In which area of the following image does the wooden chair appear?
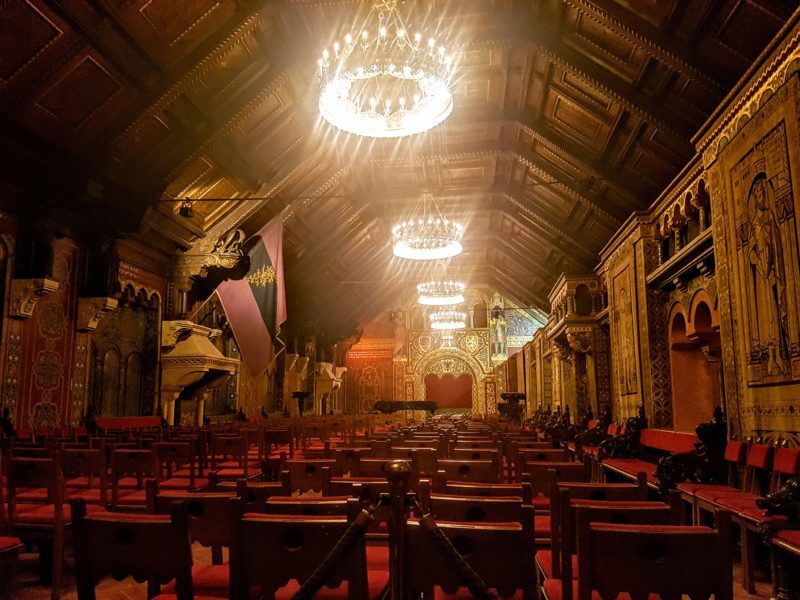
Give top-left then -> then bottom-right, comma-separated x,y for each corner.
522,461 -> 590,509
228,497 -> 374,599
209,436 -> 255,481
438,480 -> 533,504
6,455 -> 71,599
284,459 -> 335,494
264,496 -> 351,516
574,508 -> 733,600
407,513 -> 537,599
389,447 -> 438,477
71,498 -> 195,600
541,491 -> 681,596
154,441 -> 206,491
110,448 -> 158,510
334,447 -> 372,477
434,459 -> 500,488
450,447 -> 502,477
0,536 -> 23,600
149,485 -> 234,597
62,448 -> 108,507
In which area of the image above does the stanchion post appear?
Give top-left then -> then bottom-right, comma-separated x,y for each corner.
385,460 -> 411,600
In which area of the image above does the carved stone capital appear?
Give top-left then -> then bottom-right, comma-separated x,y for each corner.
567,329 -> 593,354
162,320 -> 222,348
76,297 -> 118,331
9,278 -> 59,319
552,341 -> 573,363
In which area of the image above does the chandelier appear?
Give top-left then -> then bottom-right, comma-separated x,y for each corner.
392,194 -> 463,260
417,280 -> 465,306
429,308 -> 467,330
317,0 -> 455,138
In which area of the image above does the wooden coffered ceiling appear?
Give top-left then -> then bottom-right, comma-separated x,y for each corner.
1,0 -> 795,329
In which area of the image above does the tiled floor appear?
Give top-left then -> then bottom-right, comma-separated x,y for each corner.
10,544 -> 773,599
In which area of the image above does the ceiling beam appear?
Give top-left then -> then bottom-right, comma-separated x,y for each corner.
560,0 -> 729,93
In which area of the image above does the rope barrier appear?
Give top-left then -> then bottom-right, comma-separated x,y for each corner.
290,508 -> 374,600
413,496 -> 498,600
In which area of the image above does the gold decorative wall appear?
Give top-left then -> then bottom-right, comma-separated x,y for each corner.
699,35 -> 800,440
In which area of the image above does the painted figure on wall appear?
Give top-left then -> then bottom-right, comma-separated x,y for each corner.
747,173 -> 790,375
358,366 -> 381,411
731,121 -> 800,385
615,286 -> 637,395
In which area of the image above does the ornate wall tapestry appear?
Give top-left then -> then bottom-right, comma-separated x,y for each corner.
708,70 -> 800,437
505,309 -> 538,348
13,240 -> 80,429
358,366 -> 382,411
730,121 -> 800,385
607,254 -> 643,419
345,339 -> 393,411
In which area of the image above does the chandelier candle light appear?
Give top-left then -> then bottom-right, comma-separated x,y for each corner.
417,280 -> 465,305
430,308 -> 467,330
317,0 -> 455,138
392,194 -> 464,260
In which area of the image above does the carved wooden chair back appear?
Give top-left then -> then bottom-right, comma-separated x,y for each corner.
407,511 -> 536,599
575,508 -> 733,600
61,448 -> 108,506
284,459 -> 335,494
552,488 -> 680,586
154,442 -> 198,487
435,459 -> 500,488
438,480 -> 533,504
334,447 -> 371,477
150,486 -> 231,546
264,496 -> 351,516
110,449 -> 158,507
522,461 -> 589,498
228,498 -> 368,600
450,448 -> 501,476
390,447 -> 438,477
71,498 -> 194,600
7,455 -> 67,600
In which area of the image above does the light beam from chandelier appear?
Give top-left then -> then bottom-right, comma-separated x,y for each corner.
317,0 -> 456,138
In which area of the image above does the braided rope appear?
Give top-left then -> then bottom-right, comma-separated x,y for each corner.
419,514 -> 498,600
290,509 -> 374,600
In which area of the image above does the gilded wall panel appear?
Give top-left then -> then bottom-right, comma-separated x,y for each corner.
713,74 -> 800,436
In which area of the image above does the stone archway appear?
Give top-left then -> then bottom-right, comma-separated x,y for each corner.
413,349 -> 488,414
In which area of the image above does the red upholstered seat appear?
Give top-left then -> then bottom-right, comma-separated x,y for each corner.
694,489 -> 761,503
724,441 -> 747,464
531,496 -> 550,510
773,448 -> 800,475
158,477 -> 209,490
602,459 -> 657,482
736,507 -> 787,523
15,502 -> 103,524
535,515 -> 551,538
776,529 -> 800,547
542,577 -> 660,600
117,489 -> 147,504
0,537 -> 22,551
15,487 -> 50,502
536,549 -> 578,580
676,482 -> 735,495
66,488 -> 105,504
162,564 -> 229,598
153,594 -> 227,600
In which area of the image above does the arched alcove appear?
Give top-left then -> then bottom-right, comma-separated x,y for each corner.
668,302 -> 720,432
574,284 -> 593,316
473,302 -> 488,327
425,373 -> 472,409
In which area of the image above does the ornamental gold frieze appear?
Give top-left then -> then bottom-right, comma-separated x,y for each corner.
698,30 -> 800,166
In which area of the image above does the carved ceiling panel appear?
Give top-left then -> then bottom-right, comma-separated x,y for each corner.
0,0 -> 795,327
